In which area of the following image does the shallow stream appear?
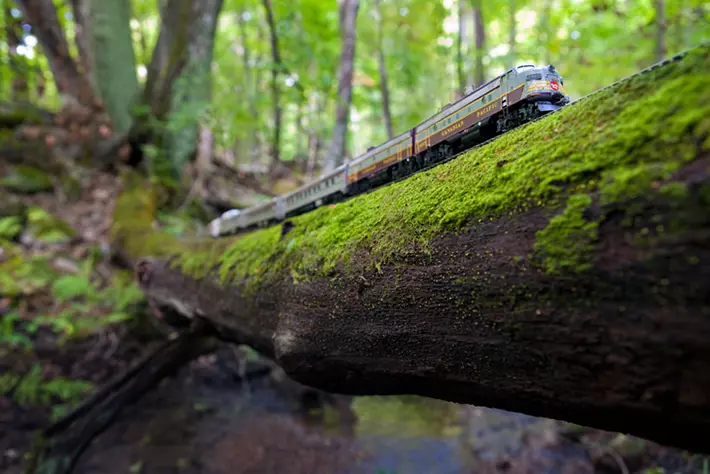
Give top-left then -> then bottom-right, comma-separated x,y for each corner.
70,347 -> 600,474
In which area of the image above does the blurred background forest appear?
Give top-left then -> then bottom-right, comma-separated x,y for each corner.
1,0 -> 710,473
2,0 -> 709,190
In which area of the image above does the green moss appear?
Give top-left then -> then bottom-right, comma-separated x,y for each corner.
166,45 -> 710,290
533,194 -> 599,275
658,181 -> 689,202
111,170 -> 232,264
599,162 -> 679,206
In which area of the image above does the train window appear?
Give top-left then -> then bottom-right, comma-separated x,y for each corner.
526,73 -> 542,81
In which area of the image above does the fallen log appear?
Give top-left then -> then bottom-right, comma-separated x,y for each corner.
121,46 -> 710,453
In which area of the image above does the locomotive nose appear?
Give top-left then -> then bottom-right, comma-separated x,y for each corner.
208,219 -> 221,238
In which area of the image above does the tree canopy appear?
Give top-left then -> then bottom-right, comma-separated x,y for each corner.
2,0 -> 708,180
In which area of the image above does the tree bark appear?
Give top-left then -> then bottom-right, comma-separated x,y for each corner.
324,0 -> 360,173
15,0 -> 95,106
140,0 -> 224,181
262,0 -> 282,164
85,0 -> 139,135
236,9 -> 261,164
142,0 -> 192,119
374,0 -> 393,139
471,0 -> 486,87
656,0 -> 667,61
69,0 -> 92,79
168,0 -> 224,176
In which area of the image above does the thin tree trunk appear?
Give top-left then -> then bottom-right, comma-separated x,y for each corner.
85,0 -> 139,134
69,0 -> 91,79
237,9 -> 261,163
139,0 -> 224,184
508,0 -> 516,67
324,0 -> 360,173
167,0 -> 224,176
456,0 -> 466,97
656,0 -> 666,61
15,0 -> 95,106
142,0 -> 193,119
374,0 -> 393,139
262,0 -> 282,164
471,0 -> 486,87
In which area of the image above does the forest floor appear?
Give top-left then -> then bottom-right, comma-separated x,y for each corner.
1,108 -> 709,474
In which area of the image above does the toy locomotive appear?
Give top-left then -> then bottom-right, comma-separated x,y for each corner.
209,63 -> 569,237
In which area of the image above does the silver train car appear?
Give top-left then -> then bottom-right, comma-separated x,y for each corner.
209,64 -> 569,237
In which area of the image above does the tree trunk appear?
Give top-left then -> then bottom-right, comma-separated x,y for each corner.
656,0 -> 666,61
471,0 -> 486,87
236,9 -> 261,164
374,0 -> 393,139
85,0 -> 139,135
508,0 -> 516,67
15,0 -> 95,106
324,0 -> 360,173
262,0 -> 282,165
140,0 -> 224,182
69,0 -> 92,79
167,0 -> 224,177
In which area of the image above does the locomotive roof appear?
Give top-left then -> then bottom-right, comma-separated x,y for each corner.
278,163 -> 349,202
348,129 -> 411,167
415,75 -> 501,131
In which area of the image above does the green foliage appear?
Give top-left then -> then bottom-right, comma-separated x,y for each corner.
25,206 -> 76,243
0,364 -> 93,409
0,216 -> 23,240
0,254 -> 59,297
0,311 -> 32,350
1,166 -> 54,194
534,194 -> 598,275
172,44 -> 710,290
29,270 -> 140,342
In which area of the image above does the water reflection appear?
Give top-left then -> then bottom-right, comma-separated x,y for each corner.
72,349 -> 691,474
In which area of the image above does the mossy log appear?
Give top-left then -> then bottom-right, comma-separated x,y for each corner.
124,46 -> 710,453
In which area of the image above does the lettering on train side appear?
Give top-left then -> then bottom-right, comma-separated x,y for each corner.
476,102 -> 498,118
441,121 -> 463,138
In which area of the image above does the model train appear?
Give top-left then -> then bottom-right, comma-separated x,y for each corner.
209,63 -> 570,238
